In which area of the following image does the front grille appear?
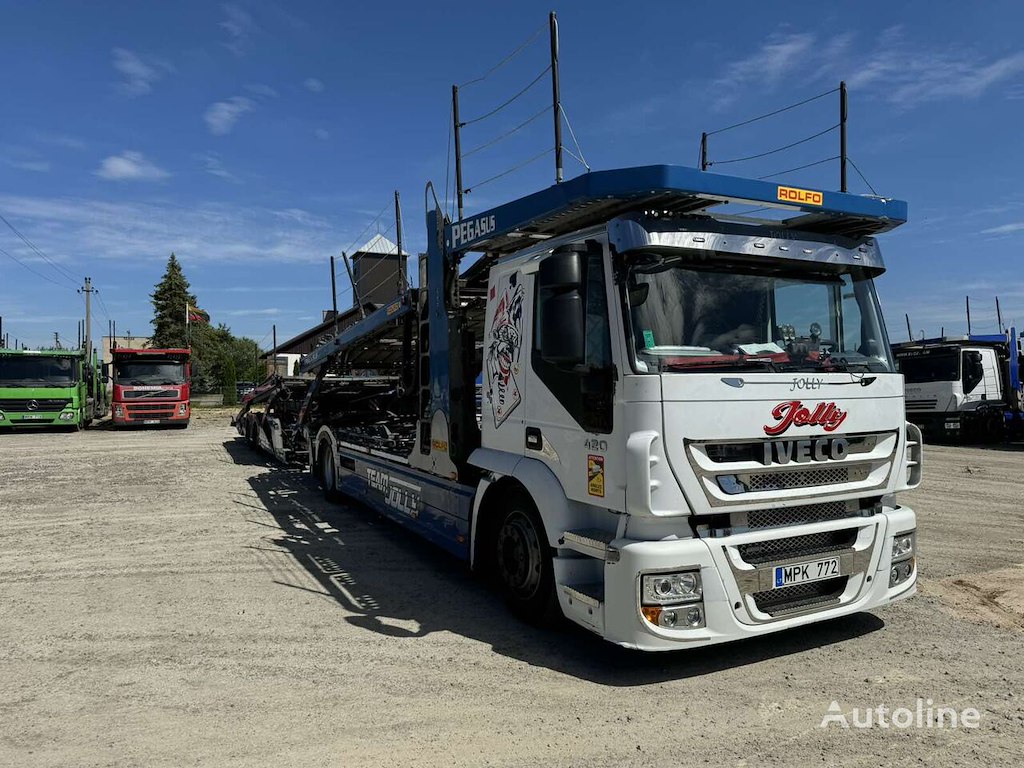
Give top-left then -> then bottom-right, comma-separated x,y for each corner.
121,389 -> 179,399
734,466 -> 852,493
704,434 -> 879,463
748,501 -> 854,530
125,403 -> 176,415
738,528 -> 858,565
753,576 -> 847,615
0,398 -> 70,412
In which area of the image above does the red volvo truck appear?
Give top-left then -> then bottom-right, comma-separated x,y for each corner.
109,348 -> 191,428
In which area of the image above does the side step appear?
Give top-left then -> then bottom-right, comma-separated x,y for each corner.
559,528 -> 617,560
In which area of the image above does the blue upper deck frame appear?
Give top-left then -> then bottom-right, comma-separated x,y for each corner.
444,164 -> 908,258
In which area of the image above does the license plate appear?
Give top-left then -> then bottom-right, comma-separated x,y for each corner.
774,557 -> 841,588
22,414 -> 48,421
144,419 -> 160,424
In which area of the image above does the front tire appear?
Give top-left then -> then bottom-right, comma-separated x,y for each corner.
492,492 -> 559,625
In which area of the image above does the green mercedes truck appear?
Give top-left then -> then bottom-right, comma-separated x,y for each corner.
0,347 -> 108,430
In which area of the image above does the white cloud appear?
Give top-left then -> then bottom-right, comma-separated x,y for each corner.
95,151 -> 170,181
314,128 -> 329,140
111,48 -> 173,96
981,222 -> 1024,235
204,97 -> 254,136
711,32 -> 816,109
303,77 -> 324,93
244,83 -> 279,98
847,27 -> 1024,106
220,4 -> 259,57
13,160 -> 51,173
201,152 -> 239,183
0,195 -> 341,266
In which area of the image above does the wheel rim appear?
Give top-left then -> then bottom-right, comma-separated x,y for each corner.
496,509 -> 543,600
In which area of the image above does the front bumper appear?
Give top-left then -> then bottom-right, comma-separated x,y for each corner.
0,410 -> 79,427
580,505 -> 916,651
111,402 -> 190,425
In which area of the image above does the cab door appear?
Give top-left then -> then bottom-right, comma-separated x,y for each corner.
523,239 -> 625,512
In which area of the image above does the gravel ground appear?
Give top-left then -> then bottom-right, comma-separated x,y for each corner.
1,410 -> 1021,767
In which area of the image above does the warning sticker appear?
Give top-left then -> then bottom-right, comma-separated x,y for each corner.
642,329 -> 656,348
587,455 -> 605,498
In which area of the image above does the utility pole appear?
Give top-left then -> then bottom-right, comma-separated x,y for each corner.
452,85 -> 464,221
549,11 -> 563,184
79,277 -> 94,364
272,324 -> 277,375
395,190 -> 406,294
839,81 -> 848,192
330,255 -> 339,335
54,332 -> 60,349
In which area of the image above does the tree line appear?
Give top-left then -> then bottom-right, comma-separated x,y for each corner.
150,253 -> 264,405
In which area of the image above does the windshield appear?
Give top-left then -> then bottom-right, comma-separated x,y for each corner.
0,354 -> 79,386
897,351 -> 959,383
114,360 -> 186,385
624,253 -> 894,374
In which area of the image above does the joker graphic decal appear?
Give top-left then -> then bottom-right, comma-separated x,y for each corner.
486,272 -> 525,427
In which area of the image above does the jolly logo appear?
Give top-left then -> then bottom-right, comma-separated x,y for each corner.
485,272 -> 524,427
764,400 -> 848,436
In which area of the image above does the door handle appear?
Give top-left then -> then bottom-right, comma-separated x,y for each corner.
525,426 -> 542,450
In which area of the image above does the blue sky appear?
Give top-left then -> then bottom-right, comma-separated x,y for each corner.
1,0 -> 1023,349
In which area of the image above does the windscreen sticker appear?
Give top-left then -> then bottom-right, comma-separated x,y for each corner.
642,329 -> 656,348
486,272 -> 525,427
587,455 -> 605,497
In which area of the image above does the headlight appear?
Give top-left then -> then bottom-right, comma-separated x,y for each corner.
641,570 -> 702,605
178,403 -> 187,415
59,412 -> 75,421
0,410 -> 5,420
114,405 -> 123,417
892,531 -> 915,561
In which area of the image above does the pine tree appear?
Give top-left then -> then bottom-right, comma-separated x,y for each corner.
150,253 -> 197,348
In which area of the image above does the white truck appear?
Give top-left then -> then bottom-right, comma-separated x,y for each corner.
894,329 -> 1023,441
297,165 -> 921,651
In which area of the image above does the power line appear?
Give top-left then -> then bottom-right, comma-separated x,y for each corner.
460,65 -> 551,127
560,103 -> 590,172
757,155 -> 840,180
463,104 -> 551,158
708,124 -> 839,167
465,147 -> 553,193
847,156 -> 879,196
0,210 -> 79,286
0,245 -> 76,290
458,21 -> 547,88
705,87 -> 839,137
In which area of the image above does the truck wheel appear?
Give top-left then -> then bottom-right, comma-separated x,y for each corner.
319,443 -> 340,502
493,493 -> 559,625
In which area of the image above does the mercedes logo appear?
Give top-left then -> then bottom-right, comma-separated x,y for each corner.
27,400 -> 39,411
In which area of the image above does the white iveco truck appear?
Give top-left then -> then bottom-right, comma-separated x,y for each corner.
298,165 -> 921,651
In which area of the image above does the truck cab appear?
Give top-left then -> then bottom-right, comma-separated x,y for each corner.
109,348 -> 191,427
895,332 -> 1022,440
0,348 -> 106,429
305,165 -> 921,651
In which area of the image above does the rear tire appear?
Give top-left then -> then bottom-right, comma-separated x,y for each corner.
491,491 -> 560,625
319,442 -> 341,502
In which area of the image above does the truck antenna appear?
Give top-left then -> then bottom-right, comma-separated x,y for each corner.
905,313 -> 912,342
966,295 -> 972,335
996,296 -> 1003,332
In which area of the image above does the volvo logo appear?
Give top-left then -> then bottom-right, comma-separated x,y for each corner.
27,400 -> 39,411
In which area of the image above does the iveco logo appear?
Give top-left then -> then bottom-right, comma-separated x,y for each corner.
27,400 -> 39,411
762,437 -> 849,465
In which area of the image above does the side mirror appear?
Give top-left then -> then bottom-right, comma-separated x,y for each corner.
101,363 -> 110,383
537,245 -> 585,366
